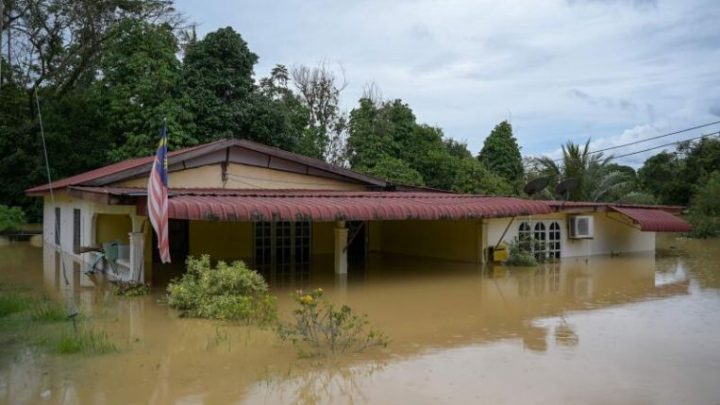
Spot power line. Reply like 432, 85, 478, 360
552, 120, 720, 162
611, 130, 720, 160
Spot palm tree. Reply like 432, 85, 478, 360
533, 139, 645, 202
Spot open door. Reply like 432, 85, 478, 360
152, 219, 189, 264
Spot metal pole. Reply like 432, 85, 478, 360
0, 0, 4, 88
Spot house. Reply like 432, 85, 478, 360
25, 139, 691, 284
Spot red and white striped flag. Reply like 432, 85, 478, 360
147, 123, 171, 263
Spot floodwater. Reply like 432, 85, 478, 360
1, 236, 720, 404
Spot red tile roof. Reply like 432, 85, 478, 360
25, 142, 215, 195
140, 190, 553, 221
66, 186, 691, 231
26, 139, 394, 195
610, 206, 692, 233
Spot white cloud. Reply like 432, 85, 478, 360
175, 0, 720, 166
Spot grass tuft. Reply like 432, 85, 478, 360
30, 299, 68, 322
56, 328, 117, 355
0, 293, 31, 318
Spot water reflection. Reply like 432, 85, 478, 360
1, 237, 716, 404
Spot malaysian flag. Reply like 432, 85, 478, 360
148, 123, 171, 263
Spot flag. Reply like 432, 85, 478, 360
148, 122, 171, 263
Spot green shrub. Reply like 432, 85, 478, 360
112, 282, 151, 297
0, 205, 26, 233
505, 238, 538, 266
688, 171, 720, 238
167, 255, 277, 323
277, 288, 388, 357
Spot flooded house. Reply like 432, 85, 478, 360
25, 139, 691, 284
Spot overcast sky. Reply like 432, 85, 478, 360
174, 0, 720, 167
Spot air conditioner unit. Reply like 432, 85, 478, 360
568, 215, 594, 239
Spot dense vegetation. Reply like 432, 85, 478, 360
0, 1, 718, 236
167, 255, 276, 323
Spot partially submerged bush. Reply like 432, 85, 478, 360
112, 282, 151, 297
505, 238, 538, 266
277, 289, 388, 357
167, 255, 276, 323
0, 205, 25, 233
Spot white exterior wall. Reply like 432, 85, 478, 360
487, 212, 655, 258
42, 193, 138, 263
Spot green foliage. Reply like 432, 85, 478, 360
638, 152, 689, 205
56, 328, 117, 355
30, 299, 68, 322
0, 205, 26, 233
277, 289, 388, 357
639, 138, 720, 206
478, 121, 525, 189
167, 255, 277, 323
347, 98, 510, 194
0, 292, 31, 318
112, 282, 151, 297
451, 157, 514, 195
504, 239, 539, 267
363, 156, 425, 186
534, 139, 637, 202
0, 284, 116, 357
100, 18, 195, 160
688, 170, 720, 238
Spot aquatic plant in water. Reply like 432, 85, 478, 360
0, 285, 117, 356
505, 238, 539, 266
277, 289, 388, 357
167, 255, 277, 323
55, 327, 117, 355
112, 282, 151, 297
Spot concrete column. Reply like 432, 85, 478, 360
129, 231, 145, 283
334, 221, 348, 275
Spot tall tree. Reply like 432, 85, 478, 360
478, 121, 524, 189
291, 63, 347, 163
347, 97, 509, 194
2, 0, 178, 104
99, 18, 193, 160
180, 26, 258, 142
534, 140, 639, 202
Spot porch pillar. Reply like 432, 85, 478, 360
128, 231, 145, 283
334, 221, 348, 275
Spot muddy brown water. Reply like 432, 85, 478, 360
1, 235, 719, 404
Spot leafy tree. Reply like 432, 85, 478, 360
3, 0, 179, 101
478, 121, 524, 189
638, 152, 688, 205
688, 170, 720, 238
291, 63, 348, 163
347, 97, 510, 194
363, 156, 424, 186
180, 27, 259, 142
534, 140, 639, 202
98, 18, 194, 160
451, 157, 513, 195
0, 205, 26, 233
180, 28, 307, 152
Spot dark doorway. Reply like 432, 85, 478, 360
153, 219, 189, 264
347, 221, 367, 262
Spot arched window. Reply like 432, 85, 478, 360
518, 222, 531, 250
548, 222, 561, 259
534, 222, 546, 260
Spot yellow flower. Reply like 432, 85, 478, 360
300, 295, 314, 305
